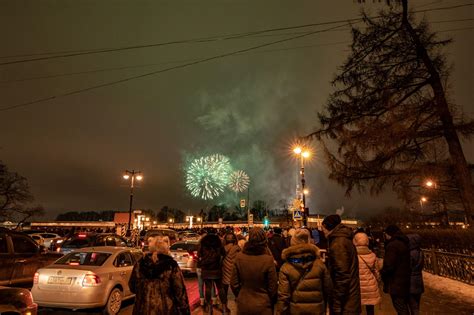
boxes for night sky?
[1,0,473,220]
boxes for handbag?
[359,255,381,284]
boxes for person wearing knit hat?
[381,225,411,315]
[321,215,361,315]
[231,228,277,315]
[277,229,331,315]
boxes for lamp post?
[293,146,311,226]
[424,179,449,225]
[123,170,143,232]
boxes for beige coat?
[353,233,381,306]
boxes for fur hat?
[322,214,341,231]
[291,228,310,246]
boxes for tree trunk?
[401,0,473,226]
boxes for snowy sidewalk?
[192,272,474,314]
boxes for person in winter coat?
[197,233,227,314]
[231,227,278,315]
[277,229,332,315]
[322,214,361,315]
[129,235,190,315]
[381,225,411,315]
[353,232,381,315]
[268,227,288,271]
[222,232,241,313]
[407,234,424,315]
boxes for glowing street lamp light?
[421,197,428,203]
[303,189,309,195]
[293,147,302,154]
[122,170,144,231]
[425,180,435,188]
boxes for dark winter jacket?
[129,253,190,315]
[222,243,241,285]
[381,231,411,297]
[231,243,278,315]
[326,224,362,315]
[197,234,226,279]
[268,233,288,270]
[277,243,332,315]
[407,234,424,295]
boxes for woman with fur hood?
[129,236,190,315]
[353,232,382,315]
[276,228,332,315]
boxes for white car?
[31,233,62,249]
[31,246,142,314]
[30,234,45,246]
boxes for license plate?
[48,276,73,285]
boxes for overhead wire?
[0,2,472,64]
[1,16,471,85]
[0,40,351,85]
[0,2,472,112]
[0,23,350,112]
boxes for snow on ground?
[423,271,474,304]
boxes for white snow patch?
[423,271,474,303]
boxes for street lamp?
[425,180,435,188]
[122,170,143,231]
[420,196,428,209]
[293,145,312,226]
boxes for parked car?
[142,228,178,251]
[178,231,200,241]
[57,233,133,254]
[0,227,62,286]
[0,286,38,315]
[169,240,199,273]
[32,247,142,314]
[30,233,62,249]
[30,234,45,246]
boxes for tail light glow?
[82,272,101,287]
[33,272,39,284]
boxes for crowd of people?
[127,215,425,315]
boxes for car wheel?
[103,287,123,315]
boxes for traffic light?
[264,216,269,227]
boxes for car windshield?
[170,243,198,251]
[55,252,111,266]
[61,238,91,248]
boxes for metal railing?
[422,249,474,285]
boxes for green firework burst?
[185,154,232,200]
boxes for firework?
[185,154,232,200]
[229,170,250,193]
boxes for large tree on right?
[312,4,474,224]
